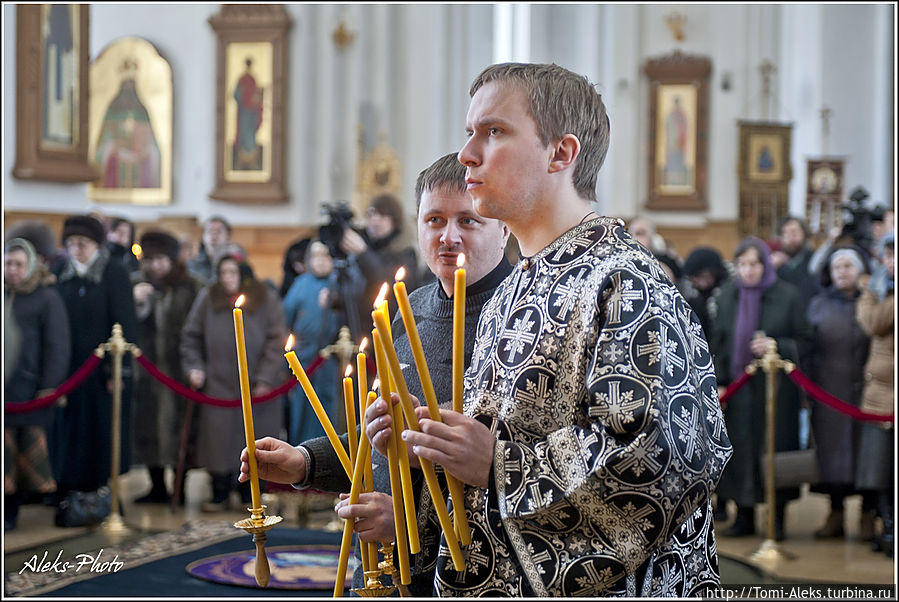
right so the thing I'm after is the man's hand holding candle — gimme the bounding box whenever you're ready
[404,406,495,489]
[363,392,422,469]
[239,437,307,486]
[334,491,396,543]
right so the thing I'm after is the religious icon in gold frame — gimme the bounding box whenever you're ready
[13,4,98,182]
[644,50,711,212]
[86,36,173,205]
[208,5,292,204]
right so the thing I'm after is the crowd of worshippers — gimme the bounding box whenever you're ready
[4,190,894,561]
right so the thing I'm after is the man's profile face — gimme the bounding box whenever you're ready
[418,186,509,297]
[779,220,805,256]
[458,81,551,230]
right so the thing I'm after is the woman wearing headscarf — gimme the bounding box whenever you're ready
[710,236,813,540]
[4,238,71,530]
[180,254,286,511]
[805,246,873,539]
[855,233,894,558]
[53,214,138,516]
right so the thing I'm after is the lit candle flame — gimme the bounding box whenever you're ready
[359,337,369,353]
[374,283,389,308]
[235,294,246,308]
[395,266,406,281]
[345,364,353,378]
[457,253,466,268]
[285,333,295,352]
[132,243,142,259]
[372,378,380,391]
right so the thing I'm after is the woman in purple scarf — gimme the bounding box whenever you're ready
[710,237,813,540]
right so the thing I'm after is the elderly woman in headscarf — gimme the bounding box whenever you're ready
[710,236,813,541]
[806,245,874,540]
[180,253,286,511]
[53,214,138,518]
[4,237,71,530]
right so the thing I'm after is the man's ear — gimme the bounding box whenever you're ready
[548,134,580,174]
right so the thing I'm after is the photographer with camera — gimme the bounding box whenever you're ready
[324,194,419,340]
[809,187,884,284]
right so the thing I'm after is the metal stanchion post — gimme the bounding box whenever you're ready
[99,323,133,535]
[320,326,359,533]
[750,342,796,563]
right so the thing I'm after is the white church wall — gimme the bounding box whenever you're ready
[3,3,893,235]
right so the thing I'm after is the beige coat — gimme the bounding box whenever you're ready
[855,289,894,418]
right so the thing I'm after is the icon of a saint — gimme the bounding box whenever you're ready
[93,59,162,189]
[232,57,264,171]
[663,96,688,186]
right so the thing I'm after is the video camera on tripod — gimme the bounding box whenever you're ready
[317,200,364,340]
[318,201,355,261]
[841,186,884,252]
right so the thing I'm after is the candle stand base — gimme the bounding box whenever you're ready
[352,570,396,597]
[100,511,131,535]
[749,539,796,563]
[351,541,410,597]
[234,505,283,587]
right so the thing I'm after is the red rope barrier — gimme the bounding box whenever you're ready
[718,370,753,406]
[5,354,104,414]
[787,368,894,423]
[132,353,324,407]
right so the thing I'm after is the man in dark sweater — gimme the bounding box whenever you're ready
[239,152,512,594]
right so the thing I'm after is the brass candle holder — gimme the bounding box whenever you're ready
[352,540,410,598]
[234,505,283,587]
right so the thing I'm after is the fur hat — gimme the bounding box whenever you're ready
[4,219,57,260]
[139,230,180,261]
[62,215,106,246]
[683,247,726,279]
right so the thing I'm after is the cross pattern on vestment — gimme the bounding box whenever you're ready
[552,268,589,321]
[451,539,491,583]
[636,324,685,376]
[672,403,701,463]
[515,372,552,409]
[589,380,646,431]
[572,559,624,596]
[614,428,664,477]
[527,482,571,529]
[501,309,538,363]
[607,272,644,324]
[703,387,724,439]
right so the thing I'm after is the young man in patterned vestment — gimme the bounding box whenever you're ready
[366,62,733,597]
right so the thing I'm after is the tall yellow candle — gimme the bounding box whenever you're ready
[453,253,466,414]
[372,307,465,571]
[394,268,471,546]
[361,389,378,573]
[283,336,352,479]
[356,338,368,437]
[233,296,261,511]
[334,413,373,596]
[373,326,420,555]
[372,332,411,584]
[343,365,358,466]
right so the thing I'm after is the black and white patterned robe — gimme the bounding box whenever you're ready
[427,217,732,597]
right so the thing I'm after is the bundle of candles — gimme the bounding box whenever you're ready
[274,257,470,596]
